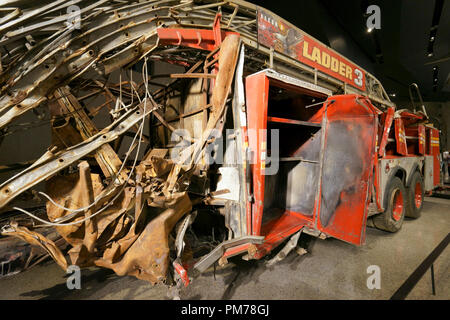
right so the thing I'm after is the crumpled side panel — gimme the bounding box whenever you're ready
[96,192,192,284]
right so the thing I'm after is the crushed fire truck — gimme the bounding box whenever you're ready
[0,0,442,287]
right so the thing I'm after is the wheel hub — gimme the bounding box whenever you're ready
[392,188,404,221]
[414,182,423,209]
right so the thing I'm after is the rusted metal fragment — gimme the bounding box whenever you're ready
[164,34,241,196]
[45,163,136,267]
[45,170,102,246]
[137,156,174,180]
[210,35,242,121]
[69,162,98,266]
[187,35,241,167]
[53,87,124,180]
[0,226,66,277]
[97,187,150,265]
[48,93,85,150]
[99,223,140,265]
[96,192,192,284]
[96,174,148,265]
[0,222,68,270]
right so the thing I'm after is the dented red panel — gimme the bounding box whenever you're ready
[254,212,307,259]
[157,28,239,51]
[245,72,269,236]
[418,125,425,155]
[429,127,440,186]
[315,95,378,245]
[395,118,408,156]
[378,107,395,157]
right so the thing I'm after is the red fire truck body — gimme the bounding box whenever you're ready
[179,5,442,276]
[243,71,440,252]
[191,64,440,276]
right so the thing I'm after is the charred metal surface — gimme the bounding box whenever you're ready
[317,96,378,245]
[320,121,365,226]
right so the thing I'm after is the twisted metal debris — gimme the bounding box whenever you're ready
[0,0,393,285]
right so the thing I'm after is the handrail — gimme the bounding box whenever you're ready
[408,83,428,117]
[390,233,450,299]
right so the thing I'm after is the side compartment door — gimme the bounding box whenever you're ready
[317,95,378,245]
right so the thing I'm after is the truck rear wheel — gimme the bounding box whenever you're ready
[373,177,406,233]
[405,171,424,219]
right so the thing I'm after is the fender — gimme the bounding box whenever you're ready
[382,166,406,208]
[386,165,407,187]
[406,163,421,188]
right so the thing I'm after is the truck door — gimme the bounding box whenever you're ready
[314,95,379,245]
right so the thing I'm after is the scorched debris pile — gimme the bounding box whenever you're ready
[0,0,244,284]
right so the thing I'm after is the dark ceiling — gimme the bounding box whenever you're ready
[253,0,450,103]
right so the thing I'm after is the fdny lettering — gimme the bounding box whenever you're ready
[303,41,353,81]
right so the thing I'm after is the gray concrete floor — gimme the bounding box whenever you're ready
[0,197,448,300]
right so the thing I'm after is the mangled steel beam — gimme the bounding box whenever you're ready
[0,0,392,132]
[0,0,255,285]
[0,100,154,209]
[0,224,66,278]
[1,222,68,270]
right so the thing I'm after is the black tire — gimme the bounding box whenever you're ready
[405,171,424,219]
[373,177,406,233]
